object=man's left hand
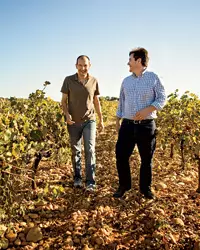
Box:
[133,107,151,120]
[98,121,104,132]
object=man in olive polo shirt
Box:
[61,55,104,192]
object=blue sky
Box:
[0,0,200,100]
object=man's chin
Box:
[80,72,87,76]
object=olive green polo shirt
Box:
[61,73,100,123]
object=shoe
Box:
[74,179,82,188]
[141,190,155,199]
[113,186,129,198]
[86,184,96,192]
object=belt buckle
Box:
[133,120,141,124]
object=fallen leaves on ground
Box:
[1,123,200,250]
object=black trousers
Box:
[115,119,156,192]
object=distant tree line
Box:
[100,96,119,101]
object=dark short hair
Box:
[129,48,149,67]
[76,55,90,64]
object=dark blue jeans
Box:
[115,119,156,192]
[67,120,96,185]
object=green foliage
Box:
[99,97,118,124]
[0,85,70,219]
[0,88,200,221]
[157,91,200,162]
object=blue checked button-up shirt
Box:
[117,71,166,119]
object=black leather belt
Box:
[123,118,154,124]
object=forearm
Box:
[94,103,103,121]
[94,97,103,122]
[146,105,157,112]
[61,102,68,116]
[61,94,70,118]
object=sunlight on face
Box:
[76,57,91,77]
[128,54,137,72]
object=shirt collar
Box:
[132,68,147,78]
[75,73,91,81]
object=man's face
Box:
[127,54,140,73]
[76,57,91,77]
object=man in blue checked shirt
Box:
[113,47,166,199]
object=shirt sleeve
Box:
[60,77,69,94]
[116,82,125,118]
[151,76,166,110]
[94,81,100,95]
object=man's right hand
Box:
[116,119,121,133]
[66,114,75,125]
